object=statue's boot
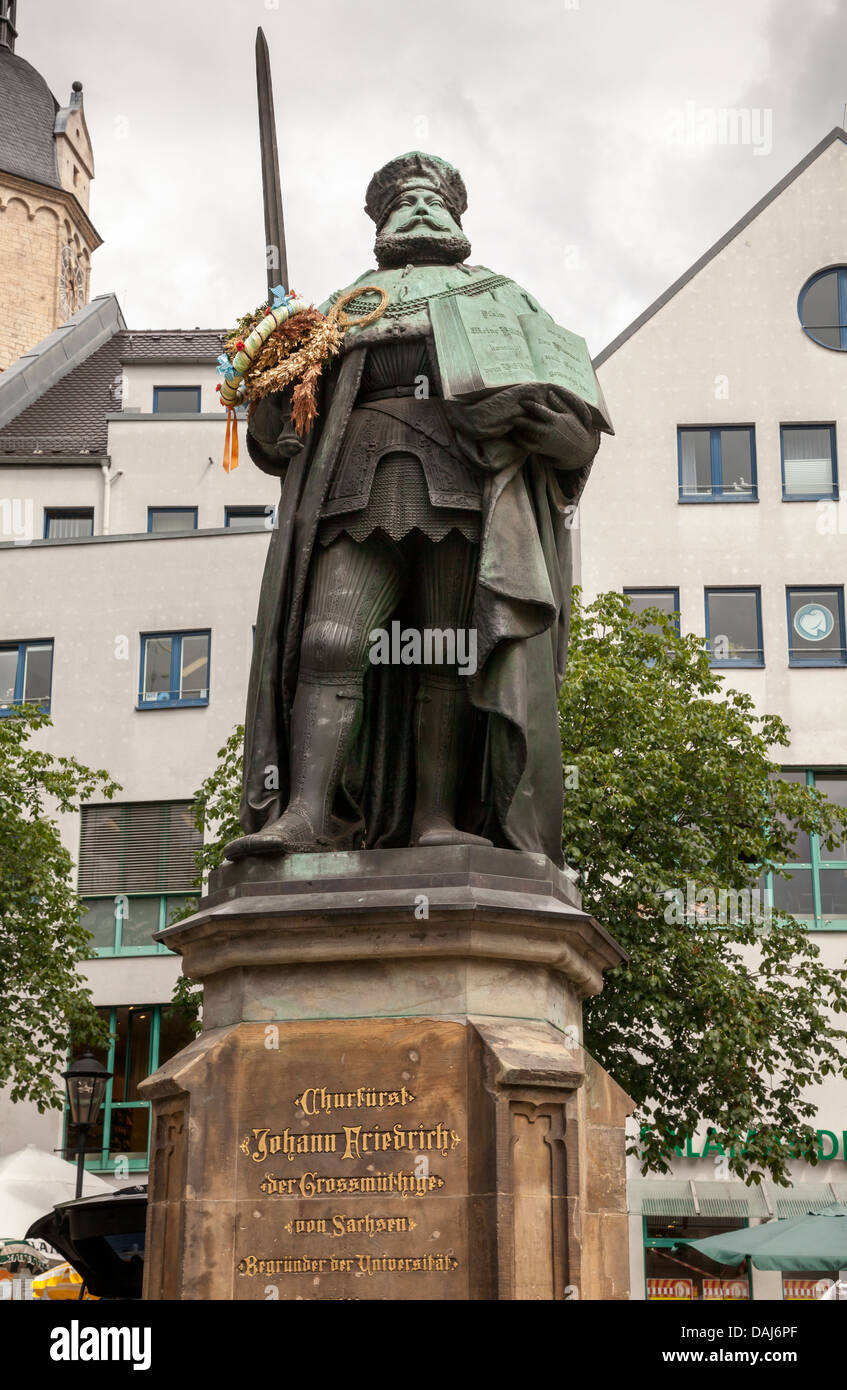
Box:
[411,675,493,848]
[246,676,363,853]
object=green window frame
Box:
[63,1005,195,1173]
[766,769,847,930]
[80,893,192,956]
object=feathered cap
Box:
[365,152,468,230]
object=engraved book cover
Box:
[430,294,613,433]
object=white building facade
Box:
[580,128,847,1301]
[0,299,275,1183]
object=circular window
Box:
[798,267,847,350]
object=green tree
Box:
[169,725,244,1028]
[0,707,119,1111]
[561,590,847,1184]
[174,595,847,1183]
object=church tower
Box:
[0,1,101,369]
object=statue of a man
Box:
[232,152,601,865]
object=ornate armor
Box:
[318,340,482,547]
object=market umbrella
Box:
[0,1145,113,1243]
[32,1261,99,1300]
[683,1202,847,1271]
[0,1238,57,1275]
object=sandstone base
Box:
[140,847,632,1301]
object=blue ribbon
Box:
[269,284,296,312]
[216,353,238,382]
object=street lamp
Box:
[62,1053,112,1199]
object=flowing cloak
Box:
[240,263,600,866]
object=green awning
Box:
[683,1202,847,1272]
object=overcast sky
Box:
[21,0,847,353]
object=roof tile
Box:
[0,329,227,456]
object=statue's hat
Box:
[365,152,467,229]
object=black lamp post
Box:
[62,1053,112,1198]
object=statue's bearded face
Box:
[374,186,472,268]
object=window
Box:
[705,588,763,667]
[786,587,846,666]
[152,386,201,414]
[147,507,198,533]
[798,268,847,351]
[765,770,847,929]
[644,1216,751,1302]
[623,588,681,633]
[224,505,274,530]
[678,427,757,501]
[78,801,202,896]
[63,1006,196,1172]
[0,639,53,713]
[781,426,838,501]
[138,631,210,708]
[44,507,94,539]
[81,893,192,956]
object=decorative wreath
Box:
[215,283,389,471]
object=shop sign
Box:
[703,1278,749,1300]
[783,1278,831,1301]
[639,1125,846,1161]
[647,1277,694,1300]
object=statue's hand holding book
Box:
[430,293,613,435]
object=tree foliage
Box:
[0,708,119,1110]
[561,590,847,1183]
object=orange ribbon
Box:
[223,405,239,472]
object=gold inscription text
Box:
[237,1252,459,1277]
[294,1085,417,1115]
[258,1169,445,1198]
[283,1213,417,1239]
[246,1122,460,1164]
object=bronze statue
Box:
[230,151,605,865]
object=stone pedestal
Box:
[140,846,632,1301]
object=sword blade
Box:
[255,26,289,296]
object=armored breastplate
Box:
[323,342,483,517]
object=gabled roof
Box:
[594,127,847,367]
[0,331,124,456]
[0,294,125,431]
[119,329,228,363]
[0,319,228,458]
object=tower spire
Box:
[0,1,18,54]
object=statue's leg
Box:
[257,532,404,851]
[410,530,492,848]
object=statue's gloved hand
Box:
[443,385,533,440]
[246,392,304,477]
[508,385,600,468]
[443,383,599,471]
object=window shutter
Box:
[78,801,201,893]
[783,428,833,494]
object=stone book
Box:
[431,294,613,433]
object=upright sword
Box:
[255,26,289,297]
